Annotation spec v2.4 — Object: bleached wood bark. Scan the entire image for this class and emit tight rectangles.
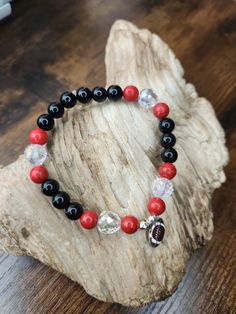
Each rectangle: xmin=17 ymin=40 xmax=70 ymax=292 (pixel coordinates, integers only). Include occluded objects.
xmin=0 ymin=20 xmax=228 ymax=306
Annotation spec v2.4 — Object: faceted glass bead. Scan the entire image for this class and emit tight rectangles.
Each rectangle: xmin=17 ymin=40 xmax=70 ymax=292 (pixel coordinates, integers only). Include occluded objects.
xmin=24 ymin=144 xmax=47 ymax=165
xmin=151 ymin=177 xmax=174 ymax=199
xmin=138 ymin=89 xmax=158 ymax=109
xmin=97 ymin=211 xmax=121 ymax=234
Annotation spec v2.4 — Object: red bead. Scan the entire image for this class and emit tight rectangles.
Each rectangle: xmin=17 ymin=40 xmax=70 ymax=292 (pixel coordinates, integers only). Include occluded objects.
xmin=123 ymin=85 xmax=139 ymax=101
xmin=147 ymin=197 xmax=166 ymax=216
xmin=159 ymin=162 xmax=177 ymax=179
xmin=80 ymin=210 xmax=98 ymax=229
xmin=29 ymin=128 xmax=48 ymax=145
xmin=121 ymin=215 xmax=139 ymax=234
xmin=153 ymin=103 xmax=169 ymax=119
xmin=30 ymin=166 xmax=48 ymax=184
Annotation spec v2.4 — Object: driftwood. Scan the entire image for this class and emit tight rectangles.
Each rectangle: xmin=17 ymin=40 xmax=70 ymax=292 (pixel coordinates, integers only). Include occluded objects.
xmin=0 ymin=20 xmax=228 ymax=306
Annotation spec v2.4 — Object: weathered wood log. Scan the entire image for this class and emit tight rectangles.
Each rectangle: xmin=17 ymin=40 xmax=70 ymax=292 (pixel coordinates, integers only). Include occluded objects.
xmin=0 ymin=20 xmax=228 ymax=306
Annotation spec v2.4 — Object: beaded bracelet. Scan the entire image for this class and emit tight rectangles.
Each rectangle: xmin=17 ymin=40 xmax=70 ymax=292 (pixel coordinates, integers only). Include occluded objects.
xmin=24 ymin=85 xmax=177 ymax=248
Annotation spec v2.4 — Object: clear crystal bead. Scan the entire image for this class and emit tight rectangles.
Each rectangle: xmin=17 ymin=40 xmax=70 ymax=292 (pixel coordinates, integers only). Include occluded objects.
xmin=97 ymin=211 xmax=121 ymax=234
xmin=152 ymin=177 xmax=173 ymax=199
xmin=138 ymin=89 xmax=158 ymax=109
xmin=24 ymin=144 xmax=47 ymax=165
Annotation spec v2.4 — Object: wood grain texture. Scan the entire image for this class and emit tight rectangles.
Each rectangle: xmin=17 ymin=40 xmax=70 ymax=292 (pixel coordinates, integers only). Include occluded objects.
xmin=0 ymin=0 xmax=235 ymax=313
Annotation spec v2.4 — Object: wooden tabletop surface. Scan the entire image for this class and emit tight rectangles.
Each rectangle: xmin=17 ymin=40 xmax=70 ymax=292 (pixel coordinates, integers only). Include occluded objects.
xmin=0 ymin=0 xmax=235 ymax=313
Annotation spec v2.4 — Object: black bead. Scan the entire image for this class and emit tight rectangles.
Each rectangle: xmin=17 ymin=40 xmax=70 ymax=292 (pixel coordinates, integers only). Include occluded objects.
xmin=92 ymin=86 xmax=107 ymax=102
xmin=161 ymin=148 xmax=178 ymax=163
xmin=60 ymin=91 xmax=77 ymax=108
xmin=76 ymin=87 xmax=92 ymax=104
xmin=52 ymin=191 xmax=71 ymax=209
xmin=159 ymin=118 xmax=175 ymax=133
xmin=37 ymin=114 xmax=54 ymax=131
xmin=107 ymin=85 xmax=123 ymax=101
xmin=48 ymin=102 xmax=64 ymax=119
xmin=160 ymin=133 xmax=176 ymax=149
xmin=65 ymin=202 xmax=84 ymax=220
xmin=41 ymin=179 xmax=59 ymax=196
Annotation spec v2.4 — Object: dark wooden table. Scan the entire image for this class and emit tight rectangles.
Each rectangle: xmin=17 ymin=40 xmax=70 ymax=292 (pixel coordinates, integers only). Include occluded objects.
xmin=0 ymin=0 xmax=235 ymax=313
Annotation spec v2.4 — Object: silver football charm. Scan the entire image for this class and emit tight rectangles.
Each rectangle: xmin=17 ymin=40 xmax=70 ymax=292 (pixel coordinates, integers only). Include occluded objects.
xmin=140 ymin=216 xmax=165 ymax=247
xmin=147 ymin=217 xmax=165 ymax=247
